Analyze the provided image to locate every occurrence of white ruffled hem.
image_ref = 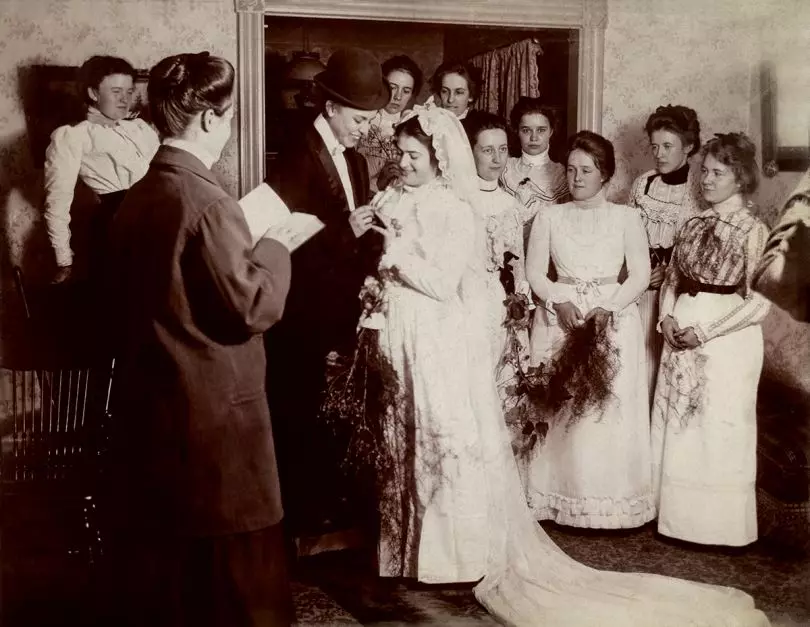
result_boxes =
[529,491,656,529]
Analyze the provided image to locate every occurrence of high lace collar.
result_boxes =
[478,177,499,192]
[711,193,745,216]
[572,188,607,210]
[520,149,551,168]
[401,176,443,196]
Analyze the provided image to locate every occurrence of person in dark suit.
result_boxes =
[103,52,294,627]
[265,48,388,542]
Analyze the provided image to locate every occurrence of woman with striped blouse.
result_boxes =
[652,132,771,547]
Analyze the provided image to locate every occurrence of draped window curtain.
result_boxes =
[467,39,543,119]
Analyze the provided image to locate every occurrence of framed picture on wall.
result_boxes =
[761,61,810,174]
[19,64,150,169]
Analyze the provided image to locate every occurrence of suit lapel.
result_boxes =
[346,149,370,207]
[305,126,347,213]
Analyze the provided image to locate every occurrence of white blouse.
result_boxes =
[44,109,160,267]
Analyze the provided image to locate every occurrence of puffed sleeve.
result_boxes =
[694,220,771,343]
[381,198,474,302]
[133,118,161,160]
[628,172,646,209]
[526,207,566,319]
[602,206,651,313]
[190,197,292,335]
[44,125,86,267]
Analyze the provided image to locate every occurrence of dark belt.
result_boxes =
[682,276,739,297]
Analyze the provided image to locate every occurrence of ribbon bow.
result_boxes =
[573,278,603,298]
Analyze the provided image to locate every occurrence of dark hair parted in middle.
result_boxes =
[395,115,439,168]
[702,132,759,195]
[430,61,481,102]
[567,130,616,183]
[80,55,137,105]
[463,110,508,148]
[148,52,235,137]
[644,104,701,157]
[509,97,557,132]
[382,55,424,99]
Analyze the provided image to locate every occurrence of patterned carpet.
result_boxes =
[291,522,810,626]
[2,521,807,625]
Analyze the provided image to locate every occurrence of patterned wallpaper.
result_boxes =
[602,0,809,396]
[602,0,758,204]
[0,0,238,286]
[0,0,805,392]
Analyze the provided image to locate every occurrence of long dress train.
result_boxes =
[373,104,769,626]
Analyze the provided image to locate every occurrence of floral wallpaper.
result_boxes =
[601,0,758,204]
[0,0,238,282]
[0,0,806,394]
[601,0,809,396]
[0,0,238,361]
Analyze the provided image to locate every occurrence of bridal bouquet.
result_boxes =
[320,276,399,497]
[501,294,620,459]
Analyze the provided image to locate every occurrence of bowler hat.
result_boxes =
[314,48,390,111]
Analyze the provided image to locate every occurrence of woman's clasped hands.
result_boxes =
[553,301,613,334]
[661,315,700,350]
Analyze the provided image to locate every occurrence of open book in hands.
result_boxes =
[239,183,324,252]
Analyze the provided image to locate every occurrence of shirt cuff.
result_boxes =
[55,251,73,268]
[656,314,672,334]
[693,323,708,345]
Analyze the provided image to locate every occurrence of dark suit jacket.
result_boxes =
[267,122,381,358]
[106,146,291,537]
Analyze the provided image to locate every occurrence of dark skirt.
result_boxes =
[103,523,294,627]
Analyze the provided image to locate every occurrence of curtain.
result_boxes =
[467,39,543,119]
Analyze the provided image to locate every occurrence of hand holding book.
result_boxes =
[238,183,324,252]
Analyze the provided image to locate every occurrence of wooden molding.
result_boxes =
[237,10,265,196]
[234,0,607,189]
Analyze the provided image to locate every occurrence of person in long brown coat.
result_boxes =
[103,52,294,627]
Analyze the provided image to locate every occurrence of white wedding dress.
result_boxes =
[373,102,770,626]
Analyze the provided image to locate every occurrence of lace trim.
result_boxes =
[528,491,656,528]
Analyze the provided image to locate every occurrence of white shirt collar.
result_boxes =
[457,108,470,120]
[314,114,345,157]
[162,137,217,169]
[520,149,551,168]
[86,106,122,128]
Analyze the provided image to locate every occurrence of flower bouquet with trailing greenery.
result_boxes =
[501,293,620,460]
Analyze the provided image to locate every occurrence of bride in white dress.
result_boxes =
[370,100,769,626]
